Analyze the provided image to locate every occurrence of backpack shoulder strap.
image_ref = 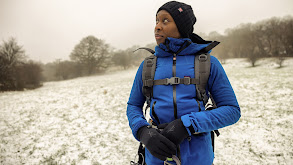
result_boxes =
[195,53,211,104]
[194,41,220,104]
[141,51,156,109]
[194,41,221,153]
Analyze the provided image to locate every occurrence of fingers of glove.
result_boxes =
[145,134,176,156]
[147,132,176,153]
[158,135,177,155]
[157,141,176,156]
[157,123,169,129]
[146,140,173,161]
[152,149,172,161]
[161,119,188,145]
[163,129,185,146]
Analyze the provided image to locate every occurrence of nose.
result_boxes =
[155,22,162,32]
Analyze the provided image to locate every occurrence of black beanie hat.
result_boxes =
[157,1,196,38]
[157,1,211,44]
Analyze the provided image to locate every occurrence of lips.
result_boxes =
[155,34,164,40]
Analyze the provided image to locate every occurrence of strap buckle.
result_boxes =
[165,77,180,85]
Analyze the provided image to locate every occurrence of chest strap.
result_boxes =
[143,77,198,87]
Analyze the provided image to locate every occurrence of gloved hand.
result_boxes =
[157,123,169,130]
[161,119,189,146]
[137,126,177,161]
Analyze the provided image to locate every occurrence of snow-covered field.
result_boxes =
[0,58,292,165]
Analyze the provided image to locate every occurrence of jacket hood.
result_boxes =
[154,37,211,57]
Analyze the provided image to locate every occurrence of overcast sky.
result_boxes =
[1,0,293,63]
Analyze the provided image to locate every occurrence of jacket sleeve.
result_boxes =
[181,56,241,133]
[127,61,150,140]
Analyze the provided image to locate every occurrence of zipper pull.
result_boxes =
[173,53,176,60]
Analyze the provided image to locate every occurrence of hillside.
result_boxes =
[0,58,292,165]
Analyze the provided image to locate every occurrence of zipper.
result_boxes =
[172,53,181,161]
[170,41,191,162]
[173,53,178,119]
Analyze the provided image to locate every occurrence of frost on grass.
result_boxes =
[0,58,293,165]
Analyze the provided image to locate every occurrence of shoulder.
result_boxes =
[210,55,223,67]
[209,55,226,75]
[132,61,145,80]
[210,55,220,64]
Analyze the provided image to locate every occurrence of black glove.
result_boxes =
[157,123,169,130]
[137,126,177,161]
[161,119,189,146]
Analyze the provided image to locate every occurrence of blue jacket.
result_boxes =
[127,38,241,165]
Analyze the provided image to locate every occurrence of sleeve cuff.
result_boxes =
[181,115,197,134]
[132,120,150,141]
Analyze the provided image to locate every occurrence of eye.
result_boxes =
[156,19,159,24]
[163,18,169,23]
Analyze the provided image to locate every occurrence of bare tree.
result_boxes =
[70,35,110,75]
[276,16,293,67]
[261,16,293,67]
[225,23,264,67]
[112,50,132,70]
[0,38,26,90]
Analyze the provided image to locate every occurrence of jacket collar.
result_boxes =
[154,37,211,57]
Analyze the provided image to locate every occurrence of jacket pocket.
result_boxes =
[151,101,160,125]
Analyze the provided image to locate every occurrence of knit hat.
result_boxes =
[157,1,196,38]
[157,1,211,44]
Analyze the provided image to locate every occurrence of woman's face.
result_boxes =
[155,10,181,45]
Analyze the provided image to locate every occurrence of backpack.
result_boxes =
[131,41,220,165]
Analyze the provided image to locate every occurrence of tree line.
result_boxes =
[204,15,293,66]
[0,15,292,91]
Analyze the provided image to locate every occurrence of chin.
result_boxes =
[156,40,164,46]
[155,38,166,46]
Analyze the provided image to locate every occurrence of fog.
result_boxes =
[0,0,293,63]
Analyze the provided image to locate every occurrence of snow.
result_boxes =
[0,58,292,165]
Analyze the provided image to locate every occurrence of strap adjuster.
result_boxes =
[146,59,153,67]
[165,77,180,85]
[183,77,191,85]
[144,79,154,87]
[199,54,208,61]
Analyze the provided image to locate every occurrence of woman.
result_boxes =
[127,1,241,165]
